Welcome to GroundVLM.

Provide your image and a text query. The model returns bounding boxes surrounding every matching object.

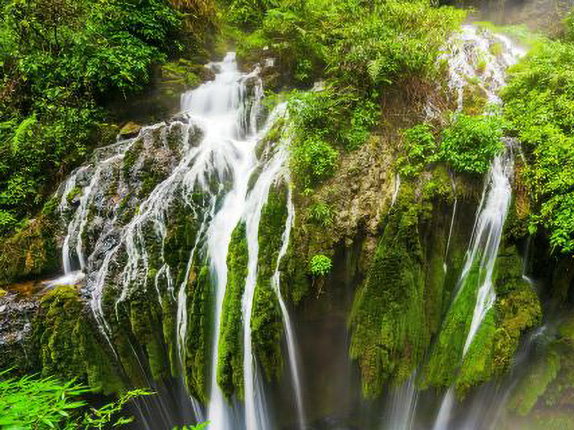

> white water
[385,374,419,430]
[462,150,514,355]
[272,186,307,430]
[431,25,524,430]
[57,52,306,429]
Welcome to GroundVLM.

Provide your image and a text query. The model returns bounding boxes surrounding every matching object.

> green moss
[0,212,60,286]
[217,223,247,399]
[33,286,123,395]
[184,264,213,403]
[349,191,430,398]
[422,260,482,389]
[424,245,542,395]
[251,183,288,381]
[509,347,561,416]
[123,138,143,178]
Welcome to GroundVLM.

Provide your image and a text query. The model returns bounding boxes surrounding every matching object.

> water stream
[430,25,524,430]
[55,51,307,430]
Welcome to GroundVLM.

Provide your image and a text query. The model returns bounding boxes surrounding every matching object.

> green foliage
[0,372,148,430]
[290,135,338,189]
[397,124,438,177]
[232,0,463,189]
[440,113,503,174]
[308,202,334,227]
[287,88,379,188]
[502,35,574,254]
[309,254,332,277]
[0,0,216,234]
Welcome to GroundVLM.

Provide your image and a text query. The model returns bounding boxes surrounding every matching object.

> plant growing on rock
[309,254,332,277]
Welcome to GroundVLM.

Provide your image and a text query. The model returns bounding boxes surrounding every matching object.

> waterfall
[384,374,419,430]
[272,186,307,430]
[431,25,524,430]
[461,150,514,355]
[55,51,305,429]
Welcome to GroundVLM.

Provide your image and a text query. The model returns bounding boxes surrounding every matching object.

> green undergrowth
[502,14,574,256]
[398,113,504,179]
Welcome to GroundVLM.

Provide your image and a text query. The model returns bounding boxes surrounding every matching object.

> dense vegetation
[226,0,465,191]
[0,0,216,235]
[502,13,574,254]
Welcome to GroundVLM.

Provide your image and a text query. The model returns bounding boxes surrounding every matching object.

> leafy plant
[502,33,574,253]
[309,254,332,277]
[308,202,334,227]
[0,372,150,429]
[397,124,438,177]
[440,113,503,174]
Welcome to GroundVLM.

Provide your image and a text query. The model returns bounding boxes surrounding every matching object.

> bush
[397,124,438,177]
[291,136,338,189]
[309,254,332,277]
[502,38,574,253]
[440,113,503,174]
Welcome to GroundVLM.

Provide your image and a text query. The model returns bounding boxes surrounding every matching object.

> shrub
[397,124,438,177]
[502,38,574,253]
[290,136,338,189]
[440,113,503,174]
[309,254,332,277]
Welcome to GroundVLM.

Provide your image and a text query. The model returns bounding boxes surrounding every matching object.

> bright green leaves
[291,136,338,189]
[440,113,504,174]
[397,124,438,177]
[287,88,378,190]
[502,37,574,254]
[309,254,332,277]
[398,114,503,178]
[0,373,149,430]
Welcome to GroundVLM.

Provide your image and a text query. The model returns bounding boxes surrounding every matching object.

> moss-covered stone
[0,201,61,286]
[184,264,213,403]
[252,183,288,381]
[217,223,247,399]
[33,286,124,395]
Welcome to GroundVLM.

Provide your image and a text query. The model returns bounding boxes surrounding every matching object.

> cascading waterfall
[56,52,306,430]
[384,374,419,430]
[273,189,307,430]
[431,25,524,430]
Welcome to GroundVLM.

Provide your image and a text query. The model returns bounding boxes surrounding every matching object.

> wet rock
[119,122,142,138]
[0,282,43,372]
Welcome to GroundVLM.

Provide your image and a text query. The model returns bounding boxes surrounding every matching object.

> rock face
[0,282,42,373]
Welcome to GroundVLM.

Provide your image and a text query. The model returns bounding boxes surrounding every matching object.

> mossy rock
[217,223,248,399]
[0,205,61,287]
[119,122,142,138]
[33,286,124,395]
